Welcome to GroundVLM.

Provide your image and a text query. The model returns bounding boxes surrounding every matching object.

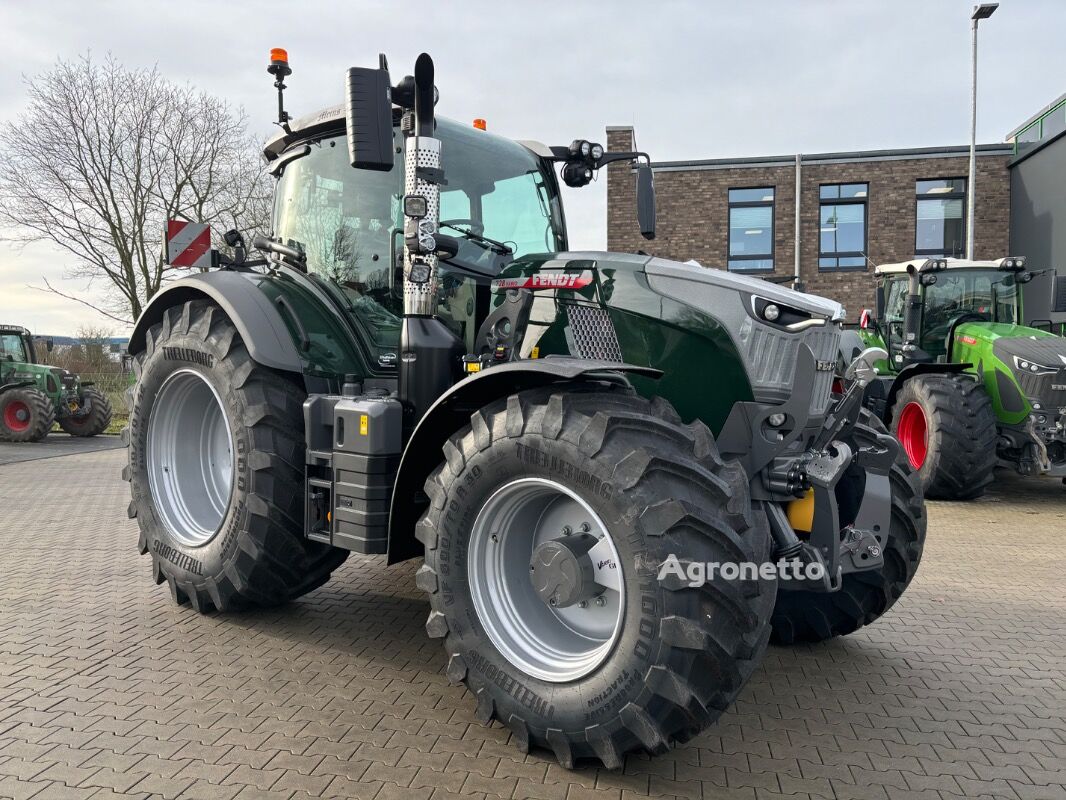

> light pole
[967,2,998,260]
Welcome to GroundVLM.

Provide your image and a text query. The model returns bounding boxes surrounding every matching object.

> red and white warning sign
[165,219,212,268]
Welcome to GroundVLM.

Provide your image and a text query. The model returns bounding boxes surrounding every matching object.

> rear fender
[127,272,305,373]
[386,358,662,563]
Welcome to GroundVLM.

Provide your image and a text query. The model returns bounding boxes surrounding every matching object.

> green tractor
[849,257,1066,499]
[0,324,114,442]
[123,51,925,768]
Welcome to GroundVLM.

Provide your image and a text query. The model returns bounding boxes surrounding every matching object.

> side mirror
[46,338,54,352]
[636,163,656,241]
[844,346,888,387]
[875,285,886,318]
[345,58,394,171]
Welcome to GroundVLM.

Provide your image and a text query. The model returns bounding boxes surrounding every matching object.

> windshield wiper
[440,223,513,255]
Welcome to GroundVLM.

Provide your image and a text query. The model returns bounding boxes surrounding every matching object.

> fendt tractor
[846,257,1066,499]
[122,51,925,768]
[0,323,113,442]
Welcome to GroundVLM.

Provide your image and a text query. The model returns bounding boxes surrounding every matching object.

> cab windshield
[0,334,28,363]
[271,119,565,358]
[883,269,1020,359]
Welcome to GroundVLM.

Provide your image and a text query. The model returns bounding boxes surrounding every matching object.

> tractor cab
[870,257,1028,367]
[265,115,567,360]
[0,326,38,366]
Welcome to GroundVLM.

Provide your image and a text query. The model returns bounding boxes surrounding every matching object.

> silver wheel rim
[146,369,234,547]
[468,477,625,683]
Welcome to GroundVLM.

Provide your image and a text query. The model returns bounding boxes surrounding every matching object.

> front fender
[884,362,972,423]
[127,272,305,373]
[386,358,662,563]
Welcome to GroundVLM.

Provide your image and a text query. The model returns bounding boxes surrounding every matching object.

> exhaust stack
[396,54,463,424]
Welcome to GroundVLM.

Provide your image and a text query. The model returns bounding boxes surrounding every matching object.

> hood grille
[740,320,839,417]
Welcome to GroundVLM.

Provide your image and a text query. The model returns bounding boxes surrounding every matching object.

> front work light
[403,194,428,219]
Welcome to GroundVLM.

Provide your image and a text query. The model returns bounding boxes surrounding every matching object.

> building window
[728,187,774,271]
[915,178,966,257]
[819,183,868,270]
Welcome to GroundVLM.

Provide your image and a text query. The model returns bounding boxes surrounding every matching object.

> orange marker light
[270,48,289,65]
[473,118,487,131]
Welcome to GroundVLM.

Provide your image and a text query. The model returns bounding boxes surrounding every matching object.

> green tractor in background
[849,257,1066,499]
[0,324,114,442]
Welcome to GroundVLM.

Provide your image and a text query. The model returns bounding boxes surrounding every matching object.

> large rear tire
[58,385,113,437]
[890,373,997,500]
[770,411,926,644]
[123,300,347,612]
[0,387,55,442]
[416,386,776,768]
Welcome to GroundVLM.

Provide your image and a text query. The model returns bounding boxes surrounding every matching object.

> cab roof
[874,257,1026,276]
[0,325,31,335]
[262,104,549,162]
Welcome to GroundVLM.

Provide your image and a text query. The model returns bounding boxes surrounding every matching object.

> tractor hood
[992,330,1066,412]
[645,258,847,323]
[495,251,843,426]
[954,322,1066,415]
[499,252,845,322]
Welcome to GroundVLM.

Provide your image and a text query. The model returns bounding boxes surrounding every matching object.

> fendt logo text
[491,271,594,292]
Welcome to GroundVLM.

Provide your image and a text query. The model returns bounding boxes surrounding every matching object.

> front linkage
[748,346,897,592]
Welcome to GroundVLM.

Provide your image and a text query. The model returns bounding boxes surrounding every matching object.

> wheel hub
[468,478,625,683]
[529,532,600,609]
[4,401,31,431]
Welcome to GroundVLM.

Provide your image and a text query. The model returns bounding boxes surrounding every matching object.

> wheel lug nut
[595,596,606,607]
[578,600,588,609]
[580,522,591,533]
[561,525,572,535]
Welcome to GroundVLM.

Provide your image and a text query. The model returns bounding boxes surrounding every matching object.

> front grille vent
[567,306,623,362]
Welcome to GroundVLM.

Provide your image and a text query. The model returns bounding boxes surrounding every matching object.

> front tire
[770,411,926,644]
[124,300,347,612]
[890,374,997,500]
[416,386,775,768]
[59,385,113,437]
[0,387,55,442]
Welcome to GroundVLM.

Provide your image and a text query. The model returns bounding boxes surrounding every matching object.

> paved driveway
[0,435,123,467]
[0,450,1064,800]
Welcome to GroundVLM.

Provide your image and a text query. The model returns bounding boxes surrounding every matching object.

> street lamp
[967,2,998,260]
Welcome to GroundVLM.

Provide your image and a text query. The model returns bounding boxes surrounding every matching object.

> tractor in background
[849,257,1066,499]
[0,324,113,442]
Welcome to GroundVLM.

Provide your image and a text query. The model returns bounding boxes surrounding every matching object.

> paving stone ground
[0,448,1064,800]
[0,434,122,467]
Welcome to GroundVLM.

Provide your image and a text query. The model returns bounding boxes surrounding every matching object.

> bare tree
[40,324,119,374]
[0,54,270,324]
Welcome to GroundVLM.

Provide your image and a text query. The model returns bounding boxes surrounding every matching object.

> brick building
[606,127,1013,319]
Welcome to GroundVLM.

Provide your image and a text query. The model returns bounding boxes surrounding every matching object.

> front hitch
[767,346,894,593]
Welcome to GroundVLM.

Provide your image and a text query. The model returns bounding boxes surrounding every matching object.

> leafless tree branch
[0,54,271,322]
[29,278,134,326]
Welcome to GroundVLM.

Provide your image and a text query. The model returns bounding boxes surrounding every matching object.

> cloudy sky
[1,0,1063,334]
